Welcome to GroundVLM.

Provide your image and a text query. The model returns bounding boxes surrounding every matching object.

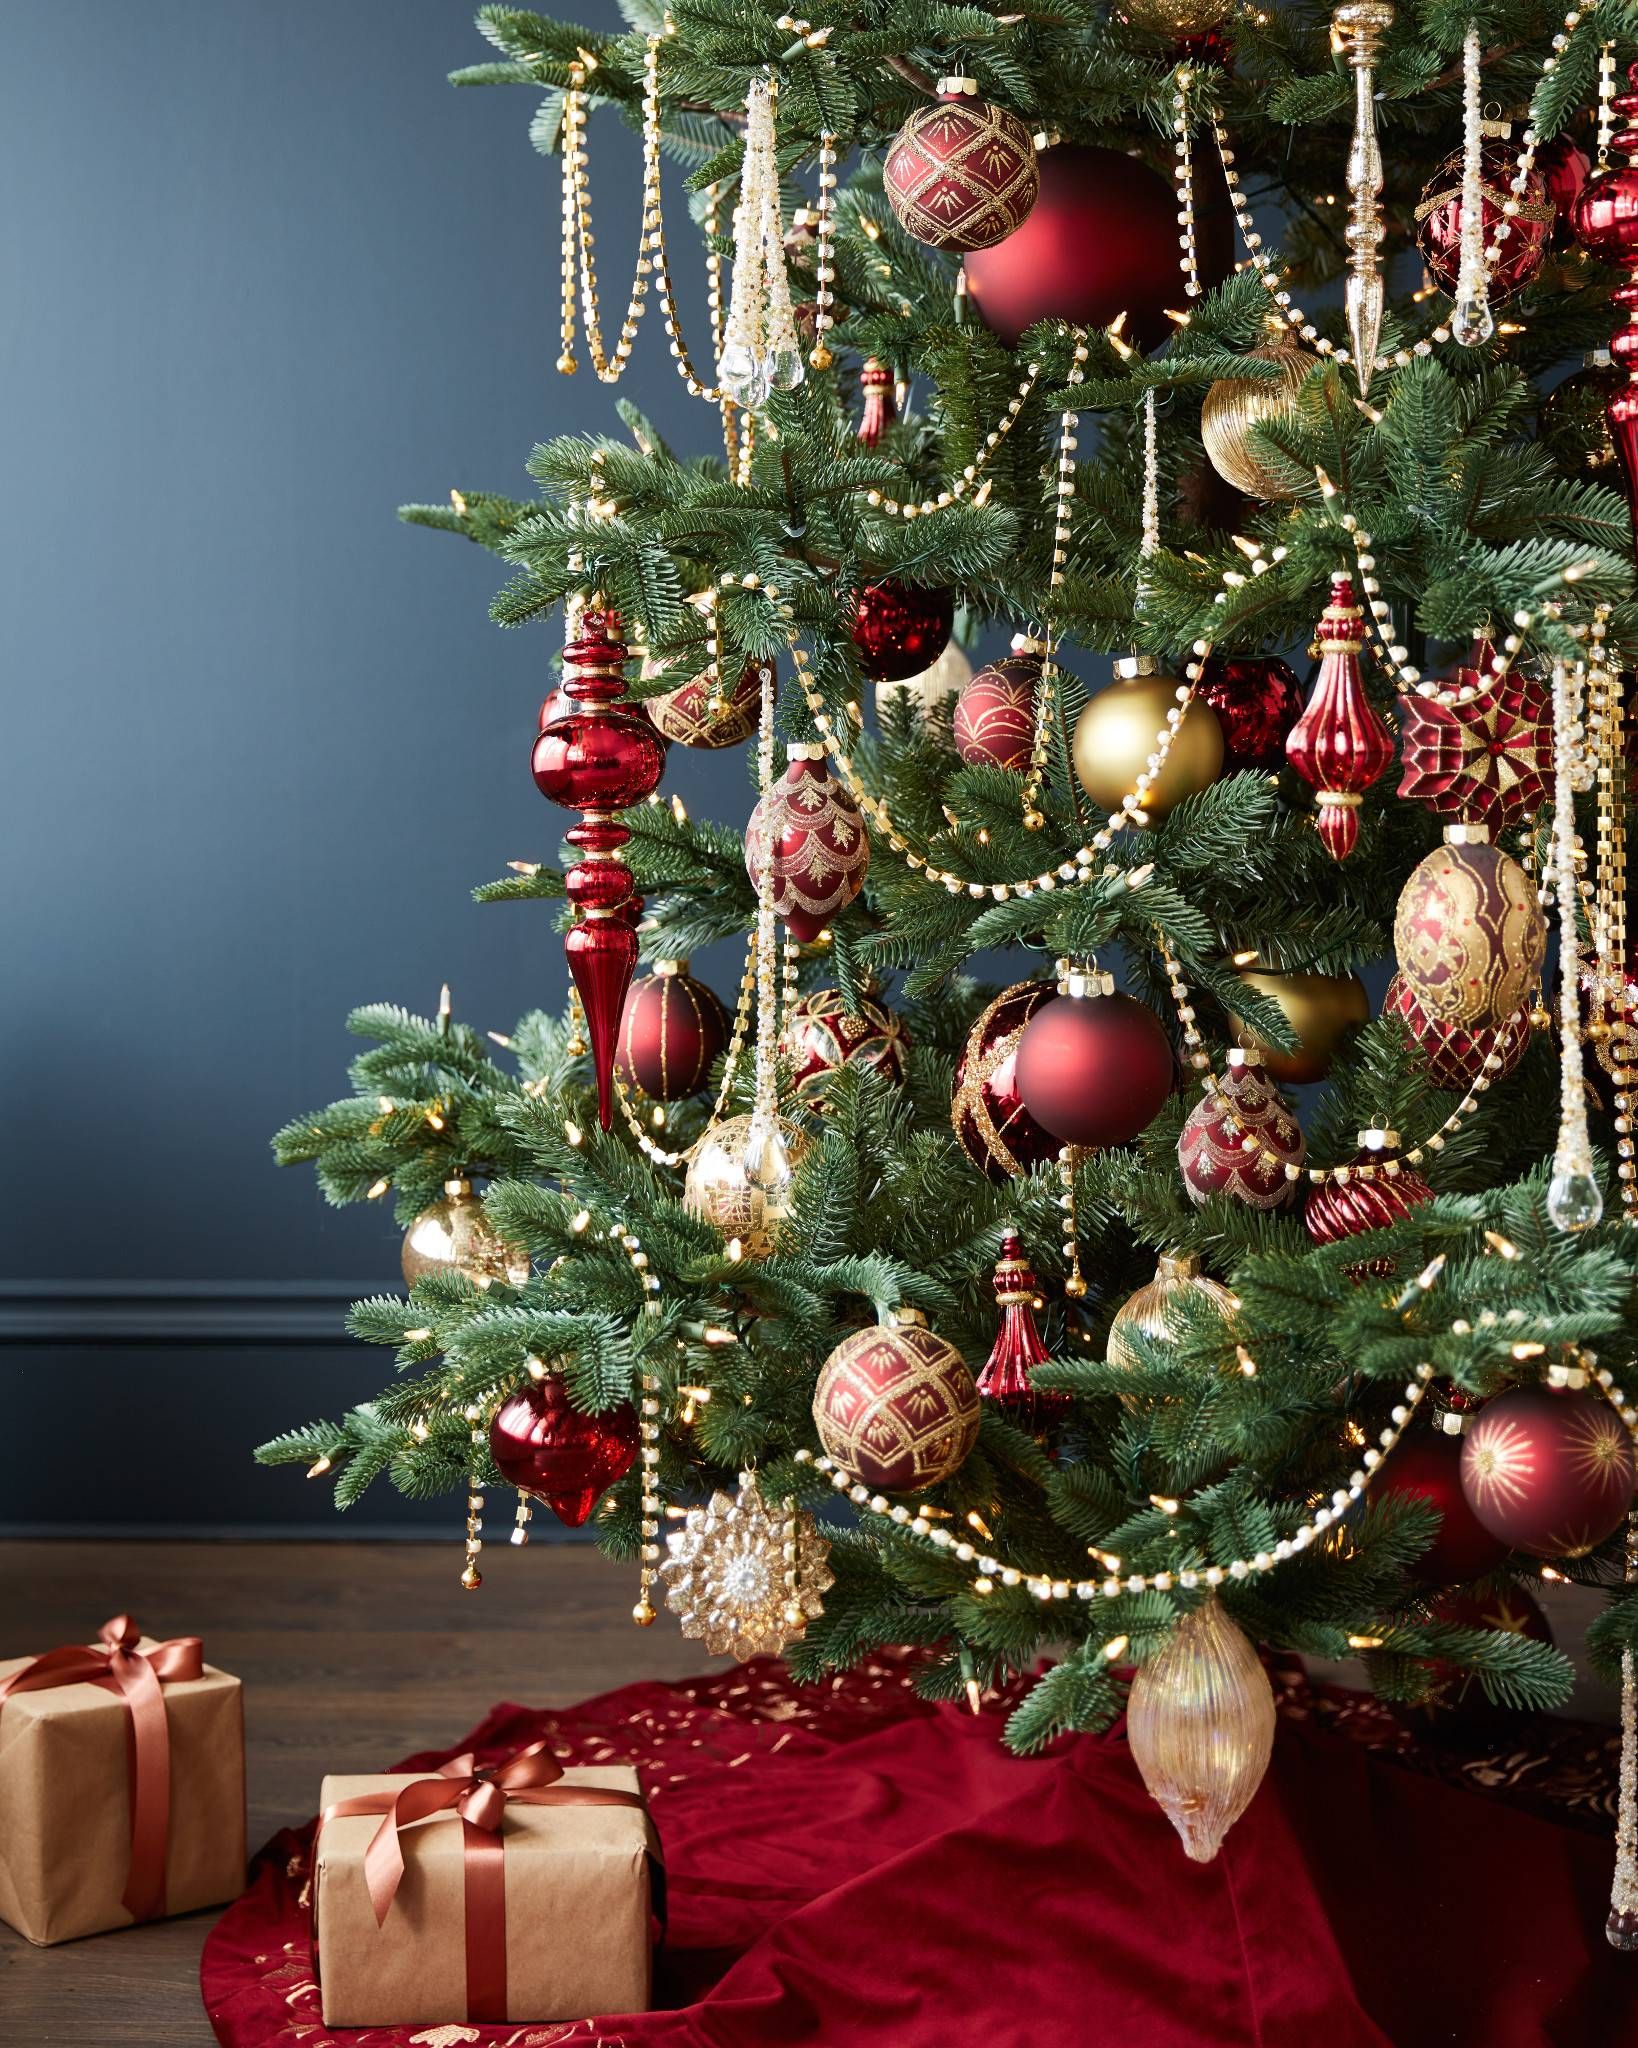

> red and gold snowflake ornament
[1397,643,1554,827]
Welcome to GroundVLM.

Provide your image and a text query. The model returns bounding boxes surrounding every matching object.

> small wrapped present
[315,1740,659,2027]
[0,1613,245,1945]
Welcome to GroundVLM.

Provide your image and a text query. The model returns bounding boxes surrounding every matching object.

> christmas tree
[262,0,1638,1899]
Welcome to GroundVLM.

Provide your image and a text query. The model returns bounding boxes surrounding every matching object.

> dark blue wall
[0,0,757,1530]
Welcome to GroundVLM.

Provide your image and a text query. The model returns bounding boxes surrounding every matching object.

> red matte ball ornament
[1195,654,1306,774]
[1377,1427,1509,1585]
[851,581,955,683]
[1013,974,1175,1150]
[615,960,729,1100]
[489,1379,639,1529]
[1460,1385,1636,1559]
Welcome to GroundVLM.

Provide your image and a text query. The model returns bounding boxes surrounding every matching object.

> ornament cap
[936,74,979,95]
[1442,820,1494,844]
[1114,652,1164,680]
[785,740,827,761]
[443,1176,474,1197]
[1357,1126,1400,1151]
[1156,1251,1202,1280]
[654,957,688,976]
[884,1304,930,1329]
[1056,960,1116,998]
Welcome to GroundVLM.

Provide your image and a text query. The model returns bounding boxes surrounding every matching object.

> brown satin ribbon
[0,1613,204,1922]
[319,1738,645,2023]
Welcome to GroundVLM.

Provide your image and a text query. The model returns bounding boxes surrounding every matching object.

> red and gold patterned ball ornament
[1305,1129,1434,1278]
[1415,138,1554,300]
[489,1377,639,1529]
[1013,970,1175,1150]
[1396,660,1553,828]
[812,1307,980,1492]
[1195,655,1306,774]
[953,642,1043,773]
[883,80,1040,253]
[745,744,870,944]
[614,959,729,1100]
[1376,1426,1509,1585]
[1384,969,1532,1094]
[784,989,910,1104]
[1460,1384,1636,1559]
[1177,1050,1305,1210]
[1393,830,1548,1032]
[851,581,955,684]
[645,652,772,749]
[951,979,1060,1180]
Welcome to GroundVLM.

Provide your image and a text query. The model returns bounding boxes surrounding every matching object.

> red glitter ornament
[1396,657,1553,827]
[1177,1051,1305,1210]
[489,1378,639,1529]
[1284,574,1394,860]
[952,980,1060,1180]
[953,643,1043,772]
[976,1231,1069,1430]
[883,87,1040,253]
[1304,1130,1434,1278]
[857,359,896,447]
[1013,976,1175,1151]
[1195,654,1306,774]
[1384,969,1532,1093]
[530,611,667,1129]
[851,581,955,683]
[784,988,910,1104]
[1416,138,1553,300]
[1460,1385,1636,1559]
[1572,67,1638,566]
[615,960,729,1100]
[813,1309,980,1492]
[1377,1426,1509,1585]
[645,652,771,749]
[745,744,870,943]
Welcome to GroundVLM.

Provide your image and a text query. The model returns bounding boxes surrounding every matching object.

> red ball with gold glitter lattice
[1304,1128,1434,1278]
[952,980,1060,1181]
[1416,135,1553,302]
[645,652,772,750]
[813,1307,980,1492]
[784,988,910,1105]
[745,744,870,944]
[976,1231,1069,1432]
[883,79,1041,253]
[1384,969,1532,1095]
[1284,573,1394,860]
[1177,1049,1305,1211]
[1459,1383,1635,1559]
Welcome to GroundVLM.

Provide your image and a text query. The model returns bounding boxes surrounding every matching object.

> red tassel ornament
[530,611,666,1128]
[857,359,897,447]
[1284,574,1394,860]
[976,1232,1069,1430]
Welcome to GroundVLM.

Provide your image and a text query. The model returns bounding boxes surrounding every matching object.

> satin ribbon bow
[0,1614,205,1922]
[321,1738,645,2023]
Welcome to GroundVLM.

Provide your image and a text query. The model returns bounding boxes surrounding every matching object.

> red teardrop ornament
[489,1379,639,1528]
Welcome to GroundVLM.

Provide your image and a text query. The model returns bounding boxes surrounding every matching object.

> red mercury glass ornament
[857,359,897,447]
[851,580,955,683]
[976,1231,1070,1431]
[530,610,666,1129]
[1194,653,1306,774]
[1571,64,1638,566]
[489,1378,639,1528]
[1284,573,1395,860]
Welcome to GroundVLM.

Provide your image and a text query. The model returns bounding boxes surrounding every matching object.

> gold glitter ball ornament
[1200,341,1318,501]
[1120,0,1226,33]
[1072,656,1224,821]
[1107,1252,1237,1369]
[659,1471,834,1659]
[400,1177,532,1291]
[683,1112,808,1258]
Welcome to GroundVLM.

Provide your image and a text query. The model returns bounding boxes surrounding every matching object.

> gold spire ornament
[1334,1,1394,396]
[659,1470,833,1659]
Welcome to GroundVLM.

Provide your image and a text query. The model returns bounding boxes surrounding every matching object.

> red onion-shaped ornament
[951,979,1060,1180]
[1572,66,1638,567]
[1416,138,1553,300]
[976,1231,1069,1430]
[530,610,666,1129]
[1304,1129,1434,1278]
[813,1307,980,1492]
[1013,969,1175,1151]
[1376,1426,1510,1585]
[883,84,1041,253]
[1383,969,1532,1093]
[745,744,870,943]
[784,988,910,1104]
[1177,1050,1305,1210]
[615,959,729,1100]
[489,1378,639,1528]
[953,640,1043,772]
[852,581,955,683]
[1284,574,1394,859]
[857,359,897,447]
[1460,1385,1636,1559]
[1195,654,1305,774]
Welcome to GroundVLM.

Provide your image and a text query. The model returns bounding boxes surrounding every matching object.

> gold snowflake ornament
[659,1471,833,1660]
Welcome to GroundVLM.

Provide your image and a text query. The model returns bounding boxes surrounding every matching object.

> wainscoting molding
[0,1279,375,1344]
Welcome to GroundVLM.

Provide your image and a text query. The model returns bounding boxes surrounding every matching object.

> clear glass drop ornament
[766,346,807,392]
[718,342,770,407]
[1452,294,1495,347]
[1547,1164,1603,1232]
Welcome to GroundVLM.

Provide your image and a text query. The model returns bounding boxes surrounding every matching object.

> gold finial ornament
[659,1471,833,1659]
[1334,1,1395,396]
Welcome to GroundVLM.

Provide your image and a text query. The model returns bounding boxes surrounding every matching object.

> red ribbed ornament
[857,359,897,447]
[1572,69,1638,563]
[489,1379,639,1529]
[530,610,666,1129]
[1304,1131,1434,1278]
[976,1231,1069,1430]
[745,744,870,943]
[1284,574,1394,860]
[1384,969,1532,1093]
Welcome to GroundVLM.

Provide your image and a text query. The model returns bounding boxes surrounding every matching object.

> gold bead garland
[864,359,1046,521]
[1173,68,1202,302]
[807,131,839,371]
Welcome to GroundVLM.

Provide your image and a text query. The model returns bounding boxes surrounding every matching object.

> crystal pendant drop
[766,346,807,392]
[718,342,770,407]
[742,1109,797,1221]
[1547,1164,1604,1231]
[1451,294,1495,347]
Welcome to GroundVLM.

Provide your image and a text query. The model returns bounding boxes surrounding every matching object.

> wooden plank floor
[0,1539,721,2046]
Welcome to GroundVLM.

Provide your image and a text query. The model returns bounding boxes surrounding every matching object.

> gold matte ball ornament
[1200,341,1318,501]
[1073,657,1224,821]
[1228,969,1370,1086]
[400,1177,532,1291]
[683,1112,808,1259]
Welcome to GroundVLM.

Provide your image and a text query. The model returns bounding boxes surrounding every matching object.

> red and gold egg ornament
[745,744,870,944]
[813,1307,980,1492]
[615,959,729,1100]
[883,77,1041,253]
[1013,965,1175,1151]
[1393,824,1547,1033]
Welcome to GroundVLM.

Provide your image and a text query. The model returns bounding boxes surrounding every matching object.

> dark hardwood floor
[0,1539,720,2046]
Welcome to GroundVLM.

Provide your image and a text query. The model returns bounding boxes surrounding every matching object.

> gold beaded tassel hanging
[808,131,840,370]
[1547,657,1604,1231]
[1611,1508,1638,1947]
[1059,1145,1088,1297]
[1334,1,1395,396]
[1452,23,1496,346]
[1589,639,1637,1218]
[461,1465,485,1590]
[634,1368,662,1624]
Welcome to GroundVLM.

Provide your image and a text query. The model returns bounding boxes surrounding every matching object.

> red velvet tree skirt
[203,1652,1638,2048]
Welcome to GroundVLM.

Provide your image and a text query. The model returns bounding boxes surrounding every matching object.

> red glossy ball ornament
[1384,970,1531,1093]
[883,86,1040,253]
[851,581,955,683]
[537,684,571,730]
[976,1232,1069,1431]
[1416,139,1553,300]
[951,979,1059,1180]
[813,1308,980,1492]
[784,988,910,1104]
[615,959,729,1100]
[745,744,870,944]
[1013,975,1175,1150]
[1177,1050,1304,1210]
[953,643,1043,773]
[489,1379,639,1529]
[1540,134,1592,238]
[965,143,1231,352]
[1195,654,1305,774]
[1304,1130,1434,1278]
[1378,1427,1509,1585]
[1460,1385,1636,1559]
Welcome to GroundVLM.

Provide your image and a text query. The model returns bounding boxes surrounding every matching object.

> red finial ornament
[976,1232,1069,1431]
[530,610,667,1128]
[857,359,897,448]
[1571,63,1638,562]
[1284,573,1395,860]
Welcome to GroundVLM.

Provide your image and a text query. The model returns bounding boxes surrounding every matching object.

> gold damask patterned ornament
[1393,824,1548,1031]
[400,1178,531,1291]
[684,1111,807,1258]
[659,1470,834,1659]
[813,1307,980,1492]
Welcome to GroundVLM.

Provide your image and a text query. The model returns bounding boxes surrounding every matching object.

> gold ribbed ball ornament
[1073,656,1224,821]
[1228,969,1370,1085]
[1107,1253,1237,1369]
[401,1177,532,1291]
[1120,0,1225,32]
[1200,341,1318,501]
[683,1111,808,1259]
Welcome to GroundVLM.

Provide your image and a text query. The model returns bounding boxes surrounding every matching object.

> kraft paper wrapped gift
[315,1748,658,2028]
[0,1616,246,1946]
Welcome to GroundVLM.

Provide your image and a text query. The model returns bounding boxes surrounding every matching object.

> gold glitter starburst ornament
[659,1471,834,1660]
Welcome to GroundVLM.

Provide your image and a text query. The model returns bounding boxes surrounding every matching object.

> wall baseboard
[0,1279,377,1344]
